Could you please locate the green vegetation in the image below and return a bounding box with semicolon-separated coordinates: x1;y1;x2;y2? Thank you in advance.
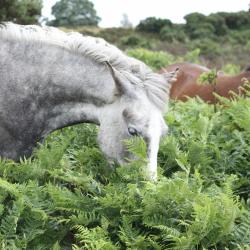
0;86;249;249
0;4;249;249
136;17;173;33
0;1;249;67
127;48;175;70
48;0;101;27
67;10;249;68
0;0;42;24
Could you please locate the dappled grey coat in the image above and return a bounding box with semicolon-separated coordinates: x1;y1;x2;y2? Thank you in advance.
0;22;175;180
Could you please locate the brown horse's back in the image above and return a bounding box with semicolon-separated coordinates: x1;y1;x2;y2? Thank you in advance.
161;62;250;103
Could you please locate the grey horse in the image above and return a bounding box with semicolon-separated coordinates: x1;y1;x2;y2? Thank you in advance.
0;23;175;180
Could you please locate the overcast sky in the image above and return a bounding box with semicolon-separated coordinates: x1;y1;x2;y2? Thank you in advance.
42;0;249;27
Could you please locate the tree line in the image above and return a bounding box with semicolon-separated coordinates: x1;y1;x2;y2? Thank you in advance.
0;0;249;35
136;11;250;42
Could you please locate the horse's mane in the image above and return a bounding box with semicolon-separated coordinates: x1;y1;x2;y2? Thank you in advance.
0;22;170;112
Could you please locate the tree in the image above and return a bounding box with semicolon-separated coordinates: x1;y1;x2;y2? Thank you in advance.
0;0;42;24
48;0;101;27
220;11;250;30
207;14;228;36
136;17;172;33
184;12;207;35
184;12;221;39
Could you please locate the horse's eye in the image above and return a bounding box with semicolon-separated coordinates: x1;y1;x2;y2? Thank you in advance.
128;127;138;136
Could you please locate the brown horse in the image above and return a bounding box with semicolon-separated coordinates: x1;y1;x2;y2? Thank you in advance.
160;63;250;103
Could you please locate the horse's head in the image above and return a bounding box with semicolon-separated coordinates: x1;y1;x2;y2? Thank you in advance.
97;62;174;181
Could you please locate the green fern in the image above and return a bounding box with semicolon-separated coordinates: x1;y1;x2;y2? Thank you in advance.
0;76;249;249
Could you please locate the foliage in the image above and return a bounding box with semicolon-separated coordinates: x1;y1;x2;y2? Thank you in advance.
184;12;208;38
96;27;134;45
182;48;201;64
136;17;172;33
222;64;241;75
190;23;216;39
184;11;250;38
207;13;228;36
220;11;250;30
160;26;186;42
48;0;101;27
229;29;250;45
126;48;175;70
121;35;151;49
1;7;250;249
0;86;250;248
126;48;202;71
198;70;217;86
0;0;42;24
189;38;221;58
57;10;250;67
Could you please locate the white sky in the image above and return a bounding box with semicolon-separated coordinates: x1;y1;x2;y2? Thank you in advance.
42;0;250;27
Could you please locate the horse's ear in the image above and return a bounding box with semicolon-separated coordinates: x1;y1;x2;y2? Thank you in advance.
162;67;179;85
105;61;131;95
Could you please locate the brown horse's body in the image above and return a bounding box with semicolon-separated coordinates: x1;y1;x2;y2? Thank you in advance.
160;63;250;103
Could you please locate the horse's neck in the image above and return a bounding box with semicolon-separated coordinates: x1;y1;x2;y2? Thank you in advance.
38;45;116;134
43;45;115;105
1;39;116;136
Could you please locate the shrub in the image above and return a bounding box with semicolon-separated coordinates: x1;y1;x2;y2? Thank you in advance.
207;14;228;36
189;39;221;59
189;23;215;39
229;30;250;45
126;48;175;70
183;48;201;64
97;28;134;44
220;11;250;30
160;26;186;42
136;17;172;33
184;11;250;39
120;35;151;49
221;63;241;75
184;12;207;36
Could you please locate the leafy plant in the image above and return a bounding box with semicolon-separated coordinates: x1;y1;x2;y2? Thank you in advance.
0;0;42;24
48;0;101;27
121;35;151;49
0;87;249;249
126;48;175;70
198;69;218;111
136;17;172;33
